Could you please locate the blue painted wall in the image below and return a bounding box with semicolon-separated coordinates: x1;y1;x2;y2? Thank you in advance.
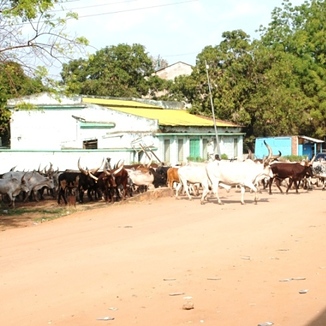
254;137;292;159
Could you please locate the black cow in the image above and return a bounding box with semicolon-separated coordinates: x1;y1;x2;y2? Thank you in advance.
57;158;102;204
152;165;170;188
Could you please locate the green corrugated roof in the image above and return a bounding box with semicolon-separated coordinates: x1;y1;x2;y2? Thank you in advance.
82;97;237;127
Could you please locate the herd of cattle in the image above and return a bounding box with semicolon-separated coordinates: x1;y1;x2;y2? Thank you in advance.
1;141;326;208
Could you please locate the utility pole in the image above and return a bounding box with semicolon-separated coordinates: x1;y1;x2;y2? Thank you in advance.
205;60;220;155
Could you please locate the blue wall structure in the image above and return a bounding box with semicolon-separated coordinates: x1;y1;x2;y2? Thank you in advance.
255;136;322;159
254;137;292;159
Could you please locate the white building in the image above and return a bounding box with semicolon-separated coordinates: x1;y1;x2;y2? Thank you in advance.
0;93;245;173
154;61;193;80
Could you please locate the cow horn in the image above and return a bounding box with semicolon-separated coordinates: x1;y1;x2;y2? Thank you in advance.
309;154;316;165
271;150;282;160
78;158;88;175
90;158;104;174
10;166;16;172
104;169;111;176
88;171;98;181
263;140;272;162
113;162;124;175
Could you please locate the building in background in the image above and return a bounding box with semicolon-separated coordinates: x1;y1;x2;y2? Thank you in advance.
1;92;244;172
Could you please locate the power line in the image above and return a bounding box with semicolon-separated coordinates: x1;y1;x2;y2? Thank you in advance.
52;0;140;12
72;0;199;19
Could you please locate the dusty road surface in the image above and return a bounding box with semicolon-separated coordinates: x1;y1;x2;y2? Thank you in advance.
1;187;326;326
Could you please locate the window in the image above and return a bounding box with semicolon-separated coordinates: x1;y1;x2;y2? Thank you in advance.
164;139;170;163
234;138;238;157
178;139;184;163
189;138;200;159
83;139;98;149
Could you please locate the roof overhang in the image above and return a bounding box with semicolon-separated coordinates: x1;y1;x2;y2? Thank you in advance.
72;115;116;129
299;135;324;143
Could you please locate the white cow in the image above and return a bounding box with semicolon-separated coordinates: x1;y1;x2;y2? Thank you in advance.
204;158;273;205
126;169;155;191
2;170;55;201
175;164;231;203
0;174;30;207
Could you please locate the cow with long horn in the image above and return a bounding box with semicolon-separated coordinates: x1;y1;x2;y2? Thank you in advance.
96;160;126;202
268;154;316;194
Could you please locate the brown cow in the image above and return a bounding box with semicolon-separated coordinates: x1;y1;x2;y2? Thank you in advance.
268;156;315;194
167;167;180;189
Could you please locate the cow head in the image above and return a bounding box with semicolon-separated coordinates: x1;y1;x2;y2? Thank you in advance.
103;161;124;188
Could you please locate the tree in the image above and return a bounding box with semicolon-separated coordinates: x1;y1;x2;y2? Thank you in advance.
0;0;88;145
165;0;326;149
259;0;326;139
0;61;46;145
0;0;88;83
62;43;158;98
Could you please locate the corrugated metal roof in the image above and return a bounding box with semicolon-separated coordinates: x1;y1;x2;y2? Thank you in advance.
82;97;237;127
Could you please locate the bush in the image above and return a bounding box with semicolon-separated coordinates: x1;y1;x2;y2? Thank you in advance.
221;153;228;160
282;155;308;162
187;156;205;162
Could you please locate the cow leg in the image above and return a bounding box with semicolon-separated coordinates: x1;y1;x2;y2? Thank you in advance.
294;179;300;193
175;182;183;199
274;178;284;193
244;184;258;204
200;180;210;204
57;187;67;205
322;178;326;190
182;180;192;200
6;193;14;208
286;178;294;194
209;181;223;205
268;177;273;194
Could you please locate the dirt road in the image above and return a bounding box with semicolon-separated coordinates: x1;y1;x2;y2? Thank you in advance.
1;187;326;326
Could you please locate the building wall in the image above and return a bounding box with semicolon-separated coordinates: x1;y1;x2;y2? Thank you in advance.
10;106;159;150
6;93;244;169
156;134;243;165
155;62;193;80
255;137;293;159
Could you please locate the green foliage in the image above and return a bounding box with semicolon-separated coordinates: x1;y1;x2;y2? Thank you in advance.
0;61;46;145
163;0;326;148
61;44;155;97
0;0;88;144
282;155;308;162
1;0;88;87
187;156;205;162
221;153;228;160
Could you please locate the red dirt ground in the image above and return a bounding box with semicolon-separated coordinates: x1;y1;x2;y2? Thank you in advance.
1;186;326;326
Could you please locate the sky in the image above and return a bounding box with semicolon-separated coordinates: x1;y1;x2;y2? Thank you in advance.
49;0;306;78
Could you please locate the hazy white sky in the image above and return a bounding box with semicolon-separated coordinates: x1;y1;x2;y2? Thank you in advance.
51;0;305;78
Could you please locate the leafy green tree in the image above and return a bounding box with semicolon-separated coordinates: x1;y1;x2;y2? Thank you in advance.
62;43;158;97
0;0;88;145
165;0;326;149
259;0;326;139
0;61;46;145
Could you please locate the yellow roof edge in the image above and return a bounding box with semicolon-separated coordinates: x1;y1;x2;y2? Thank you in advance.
82;97;163;109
